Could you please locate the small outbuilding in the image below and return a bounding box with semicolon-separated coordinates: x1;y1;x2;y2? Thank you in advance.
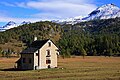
16;39;59;70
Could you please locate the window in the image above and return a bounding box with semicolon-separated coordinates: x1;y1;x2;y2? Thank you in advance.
23;58;26;63
48;42;51;47
46;60;51;64
46;50;50;57
36;53;38;56
29;58;32;63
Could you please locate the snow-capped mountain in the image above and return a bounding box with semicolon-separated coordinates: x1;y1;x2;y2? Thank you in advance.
57;3;120;24
65;16;83;25
0;21;31;32
0;21;17;31
3;21;17;29
52;16;83;25
1;3;120;31
21;21;31;25
82;3;120;21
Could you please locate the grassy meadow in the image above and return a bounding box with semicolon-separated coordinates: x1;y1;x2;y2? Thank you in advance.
0;56;120;80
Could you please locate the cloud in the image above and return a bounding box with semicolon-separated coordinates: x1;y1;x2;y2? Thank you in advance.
0;16;42;23
18;0;97;17
0;0;97;23
0;2;16;7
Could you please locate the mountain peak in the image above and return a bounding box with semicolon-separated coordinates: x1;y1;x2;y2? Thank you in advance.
21;21;31;25
96;3;119;11
6;21;16;25
82;3;120;21
3;21;16;28
56;4;120;25
0;21;32;32
101;3;117;7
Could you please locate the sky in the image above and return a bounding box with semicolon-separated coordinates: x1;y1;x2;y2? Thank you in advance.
0;0;120;26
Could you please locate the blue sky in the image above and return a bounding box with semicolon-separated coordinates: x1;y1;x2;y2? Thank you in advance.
0;0;120;26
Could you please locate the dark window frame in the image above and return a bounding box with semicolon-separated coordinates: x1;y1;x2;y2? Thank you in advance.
46;60;51;64
48;42;51;47
46;50;50;57
36;53;38;56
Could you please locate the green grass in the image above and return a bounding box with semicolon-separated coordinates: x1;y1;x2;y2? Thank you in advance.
0;56;120;80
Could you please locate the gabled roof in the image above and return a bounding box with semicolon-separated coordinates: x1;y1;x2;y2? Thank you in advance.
31;39;49;48
15;58;21;63
21;39;49;54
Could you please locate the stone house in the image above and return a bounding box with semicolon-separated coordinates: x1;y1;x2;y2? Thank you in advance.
16;39;59;70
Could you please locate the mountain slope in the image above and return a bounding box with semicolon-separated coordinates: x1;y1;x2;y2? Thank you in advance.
0;21;31;31
59;4;120;24
0;21;17;31
21;21;31;25
0;21;61;44
0;18;120;56
82;4;120;21
74;18;120;35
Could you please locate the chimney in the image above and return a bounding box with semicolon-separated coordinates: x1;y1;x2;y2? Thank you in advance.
34;36;37;41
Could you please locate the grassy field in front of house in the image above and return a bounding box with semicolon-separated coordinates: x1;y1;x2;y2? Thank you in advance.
0;56;120;80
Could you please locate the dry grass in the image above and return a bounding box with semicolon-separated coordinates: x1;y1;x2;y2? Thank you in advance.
0;56;120;80
0;40;26;53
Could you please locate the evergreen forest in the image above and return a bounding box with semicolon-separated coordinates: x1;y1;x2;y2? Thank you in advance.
0;18;120;57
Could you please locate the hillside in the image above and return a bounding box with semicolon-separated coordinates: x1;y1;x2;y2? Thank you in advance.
59;18;120;57
0;18;120;57
75;17;120;35
0;21;61;53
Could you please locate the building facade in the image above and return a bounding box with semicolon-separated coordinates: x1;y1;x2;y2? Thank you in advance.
16;39;59;70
